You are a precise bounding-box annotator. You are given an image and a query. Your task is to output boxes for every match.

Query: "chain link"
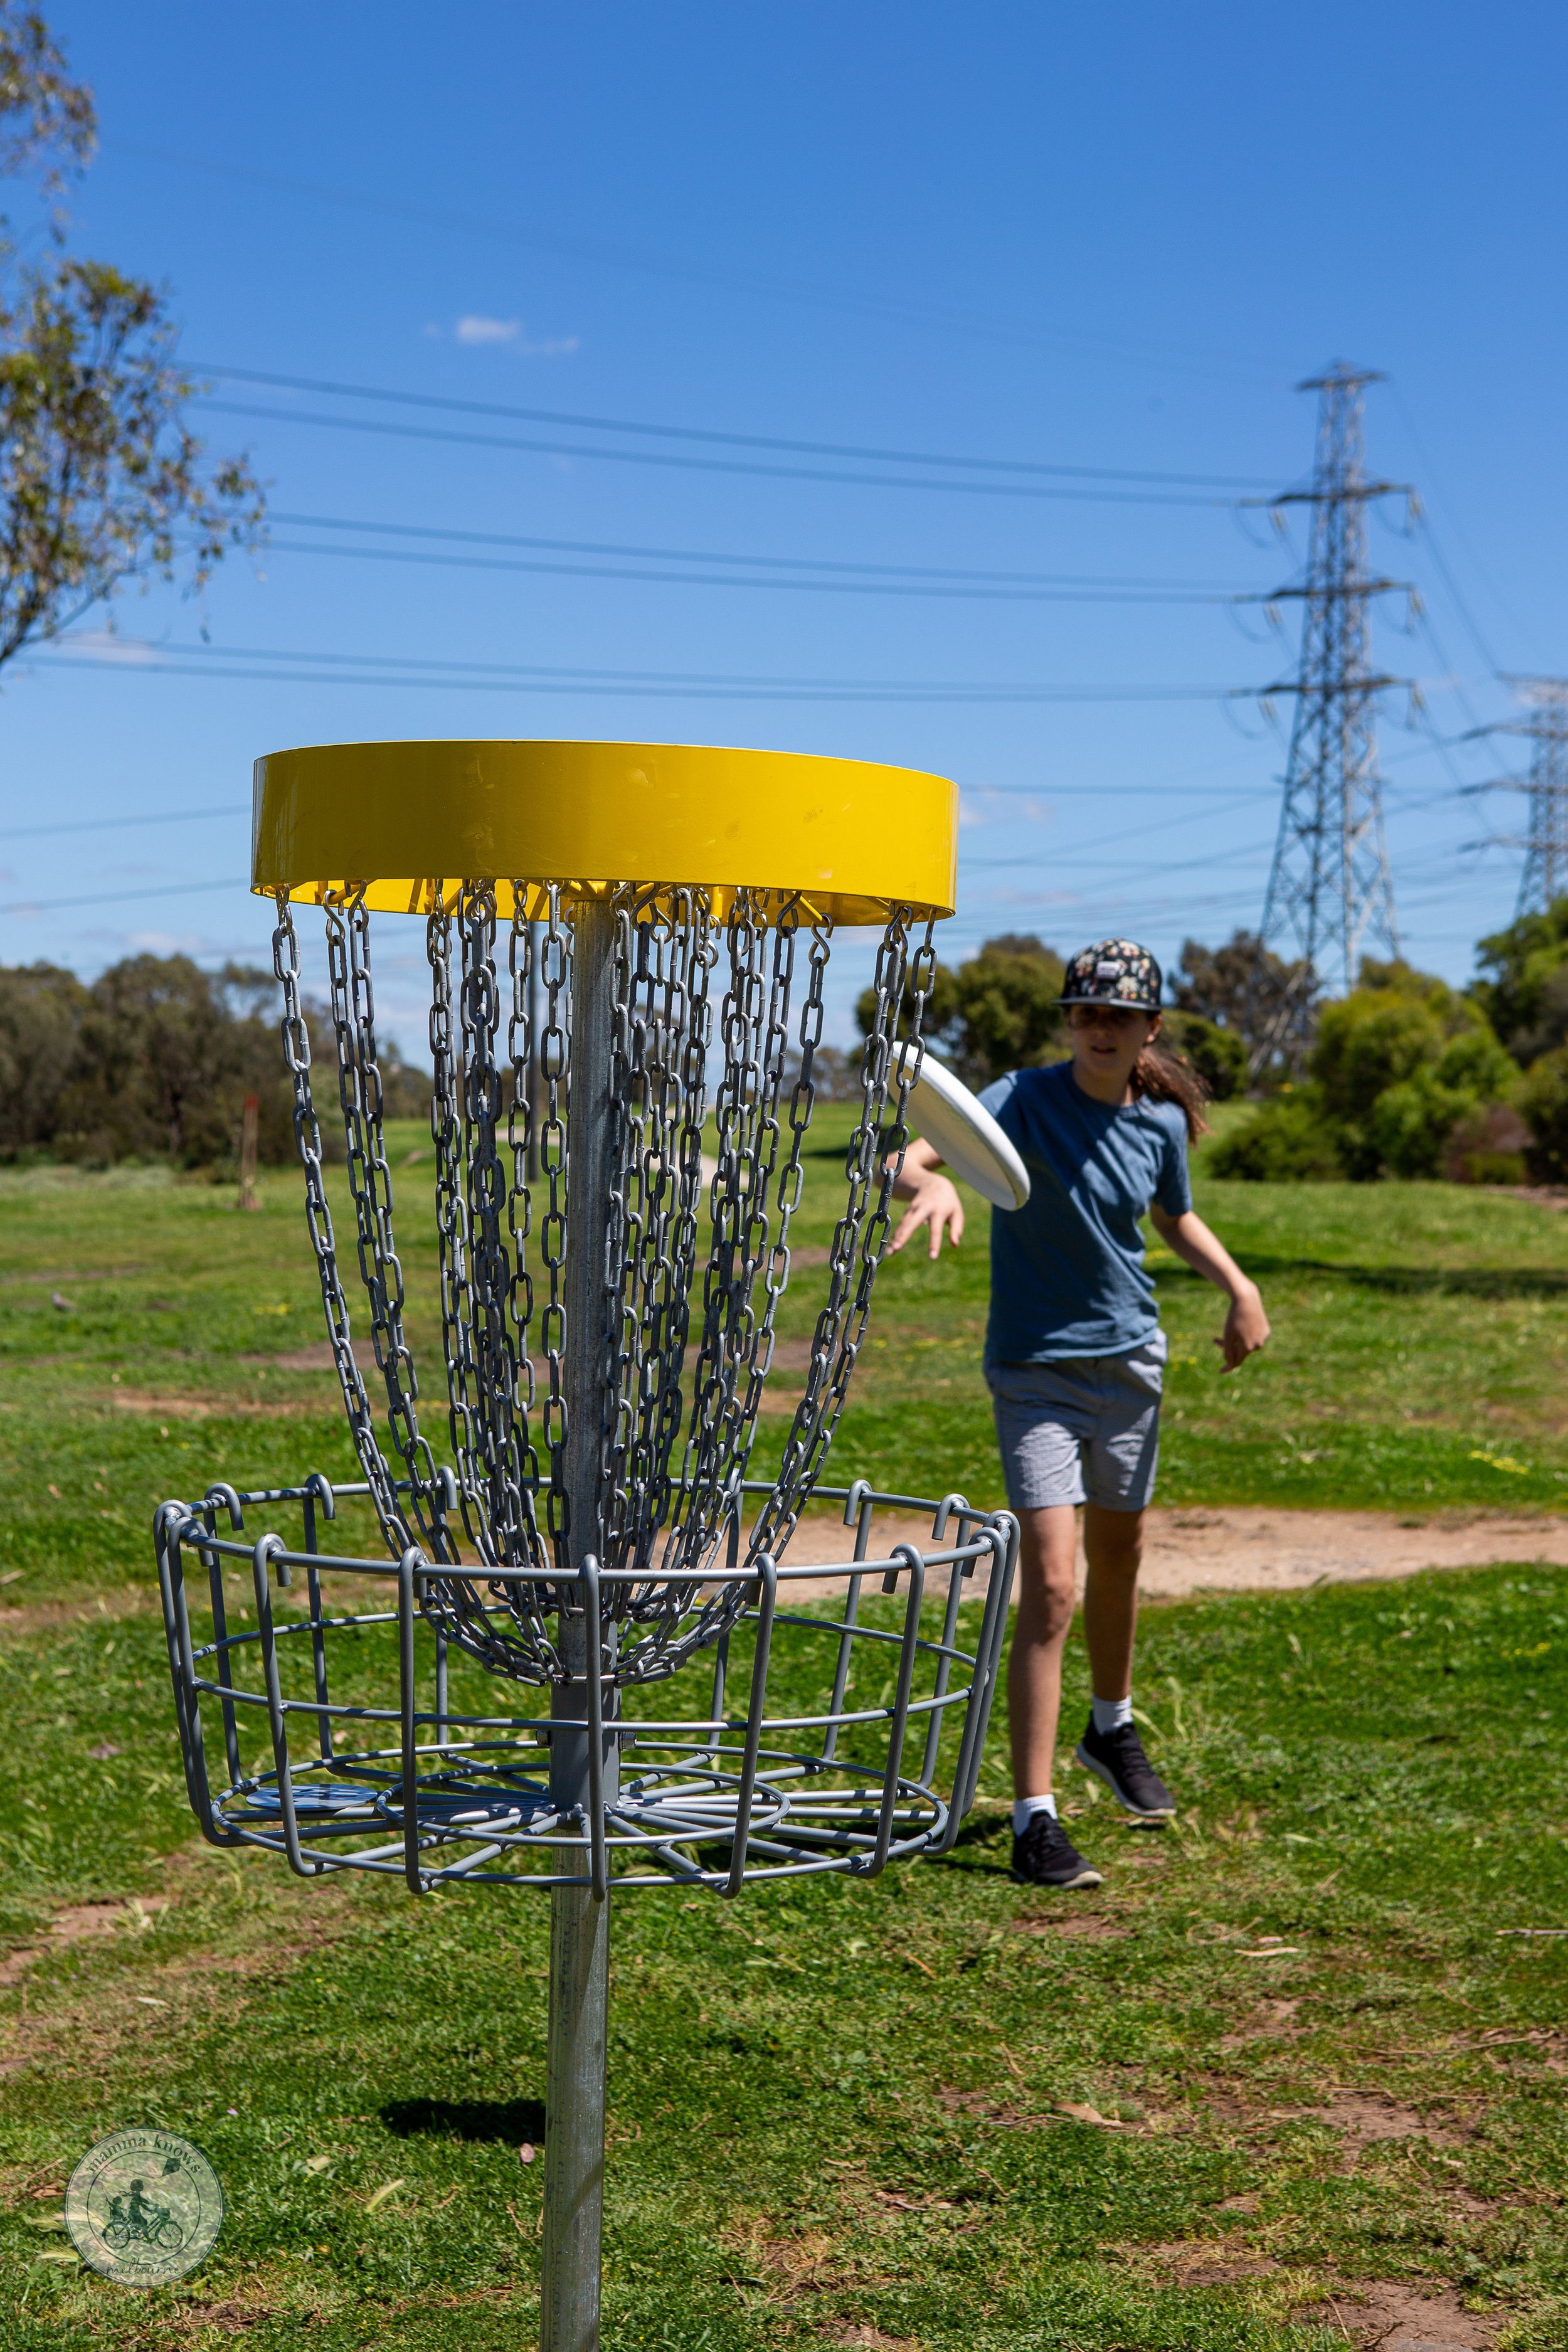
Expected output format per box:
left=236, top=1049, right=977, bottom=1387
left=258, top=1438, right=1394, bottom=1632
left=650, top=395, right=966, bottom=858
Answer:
left=277, top=882, right=936, bottom=1688
left=272, top=894, right=420, bottom=1555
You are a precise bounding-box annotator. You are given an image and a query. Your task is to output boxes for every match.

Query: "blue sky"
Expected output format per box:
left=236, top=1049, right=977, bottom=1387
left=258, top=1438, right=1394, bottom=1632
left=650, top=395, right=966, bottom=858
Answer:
left=2, top=3, right=1564, bottom=1054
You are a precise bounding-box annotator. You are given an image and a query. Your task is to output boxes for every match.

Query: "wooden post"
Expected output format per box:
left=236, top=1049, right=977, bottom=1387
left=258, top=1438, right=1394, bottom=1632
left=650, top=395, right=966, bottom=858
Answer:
left=238, top=1093, right=260, bottom=1212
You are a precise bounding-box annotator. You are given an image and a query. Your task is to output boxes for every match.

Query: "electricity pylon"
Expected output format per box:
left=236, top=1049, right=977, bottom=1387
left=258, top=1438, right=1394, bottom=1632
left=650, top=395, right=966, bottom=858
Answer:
left=1248, top=363, right=1408, bottom=1071
left=1491, top=682, right=1568, bottom=919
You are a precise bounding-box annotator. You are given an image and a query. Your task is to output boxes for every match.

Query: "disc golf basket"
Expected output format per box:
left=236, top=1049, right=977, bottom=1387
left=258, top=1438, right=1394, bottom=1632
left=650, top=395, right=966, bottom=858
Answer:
left=152, top=741, right=1019, bottom=2348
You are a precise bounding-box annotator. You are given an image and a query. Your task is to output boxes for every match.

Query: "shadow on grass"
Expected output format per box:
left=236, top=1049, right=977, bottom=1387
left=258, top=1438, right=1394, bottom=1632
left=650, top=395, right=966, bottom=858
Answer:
left=926, top=1811, right=1014, bottom=1876
left=1170, top=1256, right=1568, bottom=1298
left=381, top=2094, right=547, bottom=2144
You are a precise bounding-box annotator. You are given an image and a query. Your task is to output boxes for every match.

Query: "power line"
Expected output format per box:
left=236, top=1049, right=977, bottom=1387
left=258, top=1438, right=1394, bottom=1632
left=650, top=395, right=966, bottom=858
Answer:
left=258, top=527, right=1248, bottom=603
left=266, top=510, right=1257, bottom=602
left=0, top=876, right=244, bottom=918
left=199, top=364, right=1280, bottom=491
left=0, top=803, right=245, bottom=841
left=38, top=638, right=1253, bottom=704
left=198, top=396, right=1249, bottom=507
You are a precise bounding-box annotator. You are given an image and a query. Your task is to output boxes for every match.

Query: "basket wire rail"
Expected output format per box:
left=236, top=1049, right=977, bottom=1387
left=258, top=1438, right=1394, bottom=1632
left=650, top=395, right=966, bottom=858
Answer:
left=156, top=1475, right=1015, bottom=1902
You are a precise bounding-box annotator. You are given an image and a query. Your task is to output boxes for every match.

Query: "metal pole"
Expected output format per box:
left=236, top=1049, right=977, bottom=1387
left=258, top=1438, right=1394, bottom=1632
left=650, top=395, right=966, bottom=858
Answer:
left=542, top=896, right=619, bottom=2352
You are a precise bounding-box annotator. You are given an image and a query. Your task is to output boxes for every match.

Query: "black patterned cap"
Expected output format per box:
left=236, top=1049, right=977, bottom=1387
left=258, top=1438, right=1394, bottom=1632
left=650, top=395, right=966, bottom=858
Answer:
left=1059, top=937, right=1163, bottom=1010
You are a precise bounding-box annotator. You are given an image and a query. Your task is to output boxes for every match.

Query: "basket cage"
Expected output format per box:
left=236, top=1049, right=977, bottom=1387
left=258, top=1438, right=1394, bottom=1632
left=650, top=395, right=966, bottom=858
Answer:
left=154, top=1474, right=1017, bottom=1899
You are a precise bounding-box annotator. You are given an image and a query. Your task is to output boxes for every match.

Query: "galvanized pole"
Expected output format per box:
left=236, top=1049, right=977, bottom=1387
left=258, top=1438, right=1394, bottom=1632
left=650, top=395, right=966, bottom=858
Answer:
left=541, top=896, right=619, bottom=2352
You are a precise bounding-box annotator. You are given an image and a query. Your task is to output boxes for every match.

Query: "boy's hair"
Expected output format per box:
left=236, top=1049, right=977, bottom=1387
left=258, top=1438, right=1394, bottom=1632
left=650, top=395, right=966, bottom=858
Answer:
left=1131, top=1039, right=1210, bottom=1143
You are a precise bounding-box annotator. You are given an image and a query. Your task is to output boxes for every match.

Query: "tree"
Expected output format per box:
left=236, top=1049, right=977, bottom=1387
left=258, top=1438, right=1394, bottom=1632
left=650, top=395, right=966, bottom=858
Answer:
left=855, top=935, right=1065, bottom=1090
left=0, top=956, right=86, bottom=1147
left=3, top=950, right=429, bottom=1168
left=0, top=4, right=261, bottom=670
left=1472, top=897, right=1568, bottom=1066
left=1170, top=930, right=1313, bottom=1073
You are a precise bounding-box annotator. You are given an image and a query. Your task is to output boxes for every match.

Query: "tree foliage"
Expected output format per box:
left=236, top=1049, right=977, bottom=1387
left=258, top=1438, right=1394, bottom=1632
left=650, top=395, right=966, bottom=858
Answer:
left=1169, top=929, right=1311, bottom=1066
left=0, top=953, right=428, bottom=1168
left=1472, top=896, right=1568, bottom=1066
left=0, top=3, right=260, bottom=668
left=0, top=3, right=92, bottom=193
left=1213, top=957, right=1517, bottom=1183
left=856, top=934, right=1065, bottom=1089
left=1160, top=1009, right=1246, bottom=1101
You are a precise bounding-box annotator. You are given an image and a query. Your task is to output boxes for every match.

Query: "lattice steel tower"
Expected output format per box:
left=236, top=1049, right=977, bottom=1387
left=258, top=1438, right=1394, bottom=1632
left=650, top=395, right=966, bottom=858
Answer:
left=1507, top=682, right=1568, bottom=918
left=1251, top=363, right=1405, bottom=1066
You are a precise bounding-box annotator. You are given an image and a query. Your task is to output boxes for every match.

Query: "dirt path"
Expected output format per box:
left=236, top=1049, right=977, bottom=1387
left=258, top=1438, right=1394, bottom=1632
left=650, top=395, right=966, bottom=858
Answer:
left=780, top=1505, right=1568, bottom=1599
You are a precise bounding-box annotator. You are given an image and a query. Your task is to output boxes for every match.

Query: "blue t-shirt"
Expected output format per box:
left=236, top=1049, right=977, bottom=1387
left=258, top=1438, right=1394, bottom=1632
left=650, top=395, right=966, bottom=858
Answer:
left=977, top=1061, right=1193, bottom=1363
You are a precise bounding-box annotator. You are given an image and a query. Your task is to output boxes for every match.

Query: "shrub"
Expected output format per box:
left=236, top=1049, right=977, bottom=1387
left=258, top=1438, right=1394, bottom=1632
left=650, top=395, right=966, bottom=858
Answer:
left=1160, top=1010, right=1246, bottom=1101
left=1208, top=1091, right=1345, bottom=1180
left=1519, top=1049, right=1568, bottom=1184
left=1310, top=962, right=1516, bottom=1180
left=1444, top=1102, right=1531, bottom=1186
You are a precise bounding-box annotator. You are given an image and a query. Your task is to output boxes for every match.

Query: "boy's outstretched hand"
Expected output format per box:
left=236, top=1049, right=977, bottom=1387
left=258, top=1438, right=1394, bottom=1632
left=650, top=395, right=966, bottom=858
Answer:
left=1216, top=1285, right=1271, bottom=1372
left=888, top=1139, right=965, bottom=1259
left=1148, top=1203, right=1271, bottom=1375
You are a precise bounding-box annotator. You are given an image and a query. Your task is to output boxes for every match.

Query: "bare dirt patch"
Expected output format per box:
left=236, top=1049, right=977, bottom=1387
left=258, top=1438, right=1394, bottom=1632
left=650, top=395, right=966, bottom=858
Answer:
left=0, top=1894, right=169, bottom=1986
left=820, top=2328, right=920, bottom=2351
left=109, top=1389, right=311, bottom=1421
left=779, top=1505, right=1568, bottom=1596
left=1293, top=2280, right=1499, bottom=2347
left=1145, top=2238, right=1276, bottom=2287
left=1316, top=2089, right=1463, bottom=2154
left=1220, top=1998, right=1301, bottom=2050
left=239, top=1342, right=375, bottom=1374
left=1009, top=1909, right=1131, bottom=1941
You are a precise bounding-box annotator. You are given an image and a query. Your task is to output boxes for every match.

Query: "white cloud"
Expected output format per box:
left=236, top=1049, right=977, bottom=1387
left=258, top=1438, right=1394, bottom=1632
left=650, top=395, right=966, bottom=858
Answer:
left=452, top=314, right=580, bottom=357
left=53, top=628, right=162, bottom=665
left=456, top=314, right=521, bottom=345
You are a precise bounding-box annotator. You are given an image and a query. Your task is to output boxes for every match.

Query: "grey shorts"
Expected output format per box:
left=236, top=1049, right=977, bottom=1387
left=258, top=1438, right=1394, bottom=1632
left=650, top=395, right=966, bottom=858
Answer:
left=987, top=1333, right=1167, bottom=1513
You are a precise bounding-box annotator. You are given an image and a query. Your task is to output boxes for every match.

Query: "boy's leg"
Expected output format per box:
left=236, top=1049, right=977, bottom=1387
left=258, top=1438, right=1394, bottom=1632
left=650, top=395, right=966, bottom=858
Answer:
left=1007, top=1504, right=1080, bottom=1799
left=1074, top=1500, right=1175, bottom=1817
left=1079, top=1502, right=1145, bottom=1700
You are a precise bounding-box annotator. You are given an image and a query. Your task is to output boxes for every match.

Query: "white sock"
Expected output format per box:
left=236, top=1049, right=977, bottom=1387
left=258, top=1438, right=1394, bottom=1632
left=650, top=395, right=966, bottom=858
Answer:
left=1092, top=1693, right=1134, bottom=1735
left=1012, top=1793, right=1057, bottom=1834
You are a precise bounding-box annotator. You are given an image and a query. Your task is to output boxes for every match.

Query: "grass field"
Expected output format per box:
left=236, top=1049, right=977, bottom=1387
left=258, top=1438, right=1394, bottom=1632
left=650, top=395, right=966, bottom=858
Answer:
left=4, top=1123, right=1568, bottom=2346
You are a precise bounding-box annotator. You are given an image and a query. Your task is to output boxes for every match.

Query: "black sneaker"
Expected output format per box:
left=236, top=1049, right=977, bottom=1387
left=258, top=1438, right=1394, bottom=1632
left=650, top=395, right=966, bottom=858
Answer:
left=1075, top=1719, right=1175, bottom=1818
left=1010, top=1812, right=1103, bottom=1890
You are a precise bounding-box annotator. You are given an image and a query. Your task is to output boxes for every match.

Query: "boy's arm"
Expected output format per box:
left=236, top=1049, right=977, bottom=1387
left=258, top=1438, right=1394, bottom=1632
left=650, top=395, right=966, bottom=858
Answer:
left=1148, top=1204, right=1270, bottom=1373
left=887, top=1136, right=965, bottom=1260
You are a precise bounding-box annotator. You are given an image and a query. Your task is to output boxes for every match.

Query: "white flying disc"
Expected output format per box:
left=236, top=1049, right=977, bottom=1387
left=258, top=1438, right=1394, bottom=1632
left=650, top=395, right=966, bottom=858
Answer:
left=897, top=1048, right=1030, bottom=1210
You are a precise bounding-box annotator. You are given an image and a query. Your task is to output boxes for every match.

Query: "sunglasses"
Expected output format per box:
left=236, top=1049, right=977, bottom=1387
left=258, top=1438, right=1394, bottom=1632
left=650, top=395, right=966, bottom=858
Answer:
left=1066, top=1003, right=1151, bottom=1033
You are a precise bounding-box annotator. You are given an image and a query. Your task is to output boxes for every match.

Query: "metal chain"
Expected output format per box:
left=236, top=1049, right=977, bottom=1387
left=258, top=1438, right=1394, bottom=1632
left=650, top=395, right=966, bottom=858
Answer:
left=324, top=898, right=456, bottom=1560
left=746, top=908, right=937, bottom=1567
left=277, top=879, right=936, bottom=1689
left=504, top=906, right=543, bottom=1539
left=601, top=887, right=715, bottom=1577
left=271, top=893, right=416, bottom=1556
left=426, top=898, right=487, bottom=1552
left=538, top=886, right=571, bottom=1559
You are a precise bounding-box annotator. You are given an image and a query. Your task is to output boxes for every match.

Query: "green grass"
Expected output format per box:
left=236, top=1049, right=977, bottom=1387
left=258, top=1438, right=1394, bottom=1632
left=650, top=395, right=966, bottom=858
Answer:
left=5, top=1566, right=1568, bottom=2346
left=7, top=1112, right=1568, bottom=1607
left=6, top=1118, right=1568, bottom=2344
